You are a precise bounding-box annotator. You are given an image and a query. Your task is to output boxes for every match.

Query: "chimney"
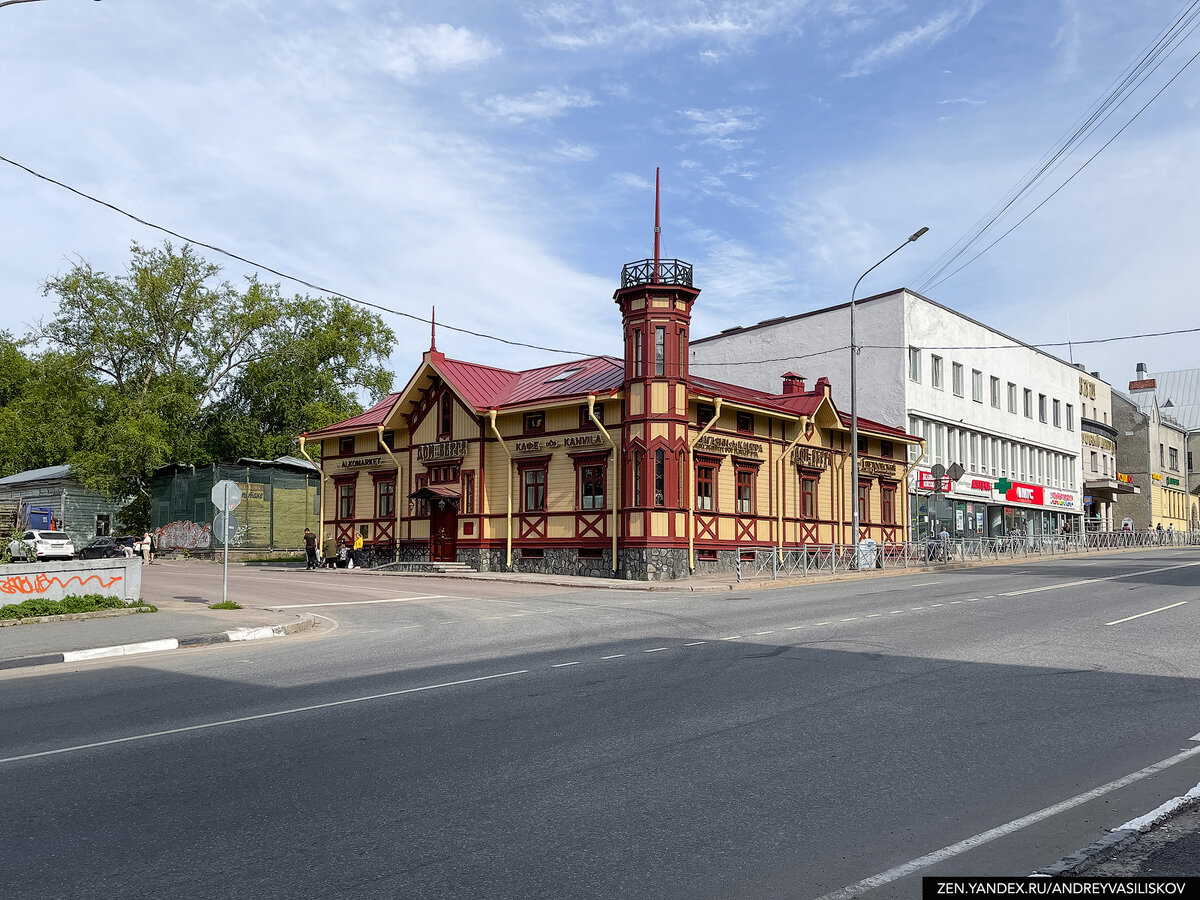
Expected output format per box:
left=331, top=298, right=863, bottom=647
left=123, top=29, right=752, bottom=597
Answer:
left=1089, top=371, right=1100, bottom=379
left=781, top=372, right=806, bottom=395
left=1073, top=363, right=1084, bottom=370
left=1136, top=362, right=1148, bottom=377
left=815, top=376, right=831, bottom=398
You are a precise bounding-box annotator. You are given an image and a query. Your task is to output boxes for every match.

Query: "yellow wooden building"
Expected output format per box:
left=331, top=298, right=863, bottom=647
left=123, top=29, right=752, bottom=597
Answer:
left=299, top=258, right=920, bottom=580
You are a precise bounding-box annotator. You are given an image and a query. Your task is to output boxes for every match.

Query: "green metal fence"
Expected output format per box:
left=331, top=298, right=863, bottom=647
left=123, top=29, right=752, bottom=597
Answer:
left=150, top=462, right=320, bottom=551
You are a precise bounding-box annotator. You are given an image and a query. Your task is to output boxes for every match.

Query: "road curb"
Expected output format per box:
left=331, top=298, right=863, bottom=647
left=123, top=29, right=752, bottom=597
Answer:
left=1037, top=789, right=1200, bottom=875
left=0, top=614, right=317, bottom=671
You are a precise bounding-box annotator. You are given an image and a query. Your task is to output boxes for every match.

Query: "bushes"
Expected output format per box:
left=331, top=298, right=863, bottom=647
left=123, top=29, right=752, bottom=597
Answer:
left=0, top=594, right=156, bottom=620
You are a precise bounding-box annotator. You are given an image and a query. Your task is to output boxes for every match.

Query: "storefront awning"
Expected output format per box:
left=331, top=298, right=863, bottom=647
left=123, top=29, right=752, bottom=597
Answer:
left=409, top=486, right=461, bottom=501
left=1084, top=479, right=1140, bottom=496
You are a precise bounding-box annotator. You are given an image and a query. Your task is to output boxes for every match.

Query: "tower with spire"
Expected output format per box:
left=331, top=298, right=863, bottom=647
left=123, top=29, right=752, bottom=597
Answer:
left=613, top=168, right=699, bottom=573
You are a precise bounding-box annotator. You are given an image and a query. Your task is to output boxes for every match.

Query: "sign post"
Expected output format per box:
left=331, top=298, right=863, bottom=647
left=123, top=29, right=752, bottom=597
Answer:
left=211, top=480, right=243, bottom=606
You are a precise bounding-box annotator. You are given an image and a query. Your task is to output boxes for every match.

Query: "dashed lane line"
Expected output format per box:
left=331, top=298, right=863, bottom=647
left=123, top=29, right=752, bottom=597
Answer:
left=683, top=641, right=707, bottom=646
left=600, top=654, right=625, bottom=660
left=1105, top=600, right=1188, bottom=627
left=644, top=647, right=668, bottom=653
left=267, top=595, right=446, bottom=609
left=550, top=662, right=580, bottom=668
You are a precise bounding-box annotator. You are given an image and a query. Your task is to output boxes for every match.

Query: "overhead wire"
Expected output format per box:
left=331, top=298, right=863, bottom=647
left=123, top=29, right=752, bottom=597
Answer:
left=914, top=0, right=1200, bottom=292
left=0, top=154, right=596, bottom=359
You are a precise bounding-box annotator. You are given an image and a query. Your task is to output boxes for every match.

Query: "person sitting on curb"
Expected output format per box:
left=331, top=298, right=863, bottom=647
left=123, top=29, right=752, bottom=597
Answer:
left=336, top=542, right=350, bottom=568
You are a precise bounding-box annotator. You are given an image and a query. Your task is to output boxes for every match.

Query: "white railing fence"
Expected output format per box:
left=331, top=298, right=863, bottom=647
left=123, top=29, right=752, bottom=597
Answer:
left=736, top=530, right=1200, bottom=580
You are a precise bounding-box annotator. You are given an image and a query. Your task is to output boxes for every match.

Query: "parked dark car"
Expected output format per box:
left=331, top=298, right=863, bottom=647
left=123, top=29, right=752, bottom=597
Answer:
left=77, top=536, right=129, bottom=559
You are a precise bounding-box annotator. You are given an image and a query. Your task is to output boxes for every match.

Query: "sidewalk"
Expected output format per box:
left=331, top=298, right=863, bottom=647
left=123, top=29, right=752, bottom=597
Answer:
left=0, top=591, right=315, bottom=671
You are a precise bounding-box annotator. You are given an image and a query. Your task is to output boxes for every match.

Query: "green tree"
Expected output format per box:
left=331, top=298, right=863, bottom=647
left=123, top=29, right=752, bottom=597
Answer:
left=26, top=241, right=395, bottom=504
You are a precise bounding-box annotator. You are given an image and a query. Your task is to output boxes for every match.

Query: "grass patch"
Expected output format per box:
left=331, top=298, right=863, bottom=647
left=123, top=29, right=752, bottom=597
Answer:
left=208, top=600, right=242, bottom=610
left=0, top=594, right=156, bottom=620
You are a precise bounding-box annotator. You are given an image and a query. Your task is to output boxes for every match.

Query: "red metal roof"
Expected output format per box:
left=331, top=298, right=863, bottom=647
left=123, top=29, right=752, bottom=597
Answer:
left=438, top=355, right=623, bottom=409
left=304, top=393, right=401, bottom=438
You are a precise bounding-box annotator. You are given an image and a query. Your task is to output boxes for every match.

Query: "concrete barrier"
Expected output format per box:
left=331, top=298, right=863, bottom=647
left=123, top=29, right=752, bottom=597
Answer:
left=0, top=557, right=142, bottom=603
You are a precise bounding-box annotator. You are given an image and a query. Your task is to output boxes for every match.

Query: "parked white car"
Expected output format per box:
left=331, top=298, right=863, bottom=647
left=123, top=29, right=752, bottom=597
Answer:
left=8, top=530, right=75, bottom=561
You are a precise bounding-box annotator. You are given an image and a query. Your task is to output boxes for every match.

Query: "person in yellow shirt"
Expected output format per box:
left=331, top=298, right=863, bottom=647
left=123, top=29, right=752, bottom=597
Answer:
left=352, top=531, right=364, bottom=569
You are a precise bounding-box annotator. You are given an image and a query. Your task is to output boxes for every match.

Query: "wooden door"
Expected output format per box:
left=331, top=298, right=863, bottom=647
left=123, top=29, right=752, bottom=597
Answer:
left=430, top=499, right=458, bottom=562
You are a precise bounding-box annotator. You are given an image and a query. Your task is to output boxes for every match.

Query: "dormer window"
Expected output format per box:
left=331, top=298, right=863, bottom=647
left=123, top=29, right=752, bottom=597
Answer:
left=736, top=412, right=753, bottom=435
left=439, top=392, right=453, bottom=437
left=338, top=436, right=354, bottom=455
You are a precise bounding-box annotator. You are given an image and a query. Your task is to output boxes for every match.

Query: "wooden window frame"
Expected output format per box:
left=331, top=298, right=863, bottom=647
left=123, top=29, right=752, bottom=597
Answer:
left=736, top=412, right=754, bottom=435
left=857, top=480, right=872, bottom=524
left=880, top=440, right=893, bottom=459
left=579, top=402, right=603, bottom=430
left=881, top=483, right=896, bottom=525
left=461, top=470, right=475, bottom=515
left=338, top=436, right=355, bottom=455
left=801, top=476, right=817, bottom=520
left=373, top=474, right=396, bottom=519
left=336, top=478, right=356, bottom=520
left=439, top=392, right=453, bottom=439
left=517, top=457, right=550, bottom=513
left=523, top=411, right=546, bottom=435
left=697, top=404, right=716, bottom=427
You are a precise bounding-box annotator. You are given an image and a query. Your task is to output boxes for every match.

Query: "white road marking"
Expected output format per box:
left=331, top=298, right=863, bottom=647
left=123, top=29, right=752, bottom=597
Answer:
left=982, top=596, right=994, bottom=599
left=643, top=647, right=667, bottom=653
left=841, top=617, right=858, bottom=622
left=720, top=636, right=742, bottom=641
left=911, top=607, right=925, bottom=611
left=600, top=654, right=625, bottom=660
left=683, top=641, right=707, bottom=646
left=912, top=581, right=942, bottom=586
left=949, top=601, right=963, bottom=605
left=479, top=615, right=505, bottom=620
left=813, top=622, right=830, bottom=626
left=786, top=625, right=806, bottom=630
left=267, top=595, right=446, bottom=609
left=754, top=630, right=775, bottom=635
left=1002, top=561, right=1200, bottom=597
left=0, top=670, right=531, bottom=765
left=812, top=743, right=1200, bottom=900
left=866, top=614, right=882, bottom=618
left=930, top=604, right=944, bottom=608
left=1105, top=601, right=1188, bottom=627
left=550, top=662, right=579, bottom=668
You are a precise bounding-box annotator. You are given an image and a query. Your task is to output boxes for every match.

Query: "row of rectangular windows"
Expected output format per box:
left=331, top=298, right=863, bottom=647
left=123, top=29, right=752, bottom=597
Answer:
left=908, top=348, right=1075, bottom=431
left=910, top=416, right=1077, bottom=490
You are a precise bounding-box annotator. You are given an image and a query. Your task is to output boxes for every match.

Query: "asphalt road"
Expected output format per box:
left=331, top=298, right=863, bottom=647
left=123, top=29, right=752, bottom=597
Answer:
left=2, top=550, right=1198, bottom=898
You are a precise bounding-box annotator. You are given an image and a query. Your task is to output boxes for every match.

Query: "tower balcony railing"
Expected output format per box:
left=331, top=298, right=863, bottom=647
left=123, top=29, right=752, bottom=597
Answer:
left=621, top=258, right=693, bottom=288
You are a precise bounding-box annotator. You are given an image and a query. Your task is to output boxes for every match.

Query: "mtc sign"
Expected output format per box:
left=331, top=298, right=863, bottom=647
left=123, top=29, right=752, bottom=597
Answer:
left=1004, top=482, right=1043, bottom=506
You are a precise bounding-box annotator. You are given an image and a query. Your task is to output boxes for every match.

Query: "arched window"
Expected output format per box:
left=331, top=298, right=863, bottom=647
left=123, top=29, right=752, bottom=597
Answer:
left=654, top=448, right=666, bottom=506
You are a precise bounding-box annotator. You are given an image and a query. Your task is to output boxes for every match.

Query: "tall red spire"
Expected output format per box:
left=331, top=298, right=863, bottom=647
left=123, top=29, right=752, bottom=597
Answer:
left=430, top=305, right=437, bottom=352
left=652, top=166, right=661, bottom=284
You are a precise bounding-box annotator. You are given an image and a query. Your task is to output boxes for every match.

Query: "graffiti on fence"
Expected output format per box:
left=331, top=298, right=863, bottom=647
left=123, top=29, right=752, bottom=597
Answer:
left=0, top=573, right=123, bottom=596
left=156, top=520, right=212, bottom=550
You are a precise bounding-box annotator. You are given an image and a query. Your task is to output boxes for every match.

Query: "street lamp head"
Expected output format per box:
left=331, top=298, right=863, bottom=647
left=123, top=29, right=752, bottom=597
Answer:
left=908, top=226, right=930, bottom=242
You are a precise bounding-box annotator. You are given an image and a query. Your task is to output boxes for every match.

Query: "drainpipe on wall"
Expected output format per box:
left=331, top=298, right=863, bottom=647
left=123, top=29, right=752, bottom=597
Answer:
left=777, top=417, right=809, bottom=554
left=688, top=398, right=723, bottom=571
left=902, top=441, right=926, bottom=541
left=297, top=434, right=326, bottom=548
left=376, top=425, right=403, bottom=563
left=487, top=409, right=513, bottom=570
left=587, top=393, right=619, bottom=572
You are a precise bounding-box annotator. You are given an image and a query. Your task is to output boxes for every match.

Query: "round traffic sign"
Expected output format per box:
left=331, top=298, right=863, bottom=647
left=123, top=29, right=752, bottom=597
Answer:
left=213, top=511, right=239, bottom=545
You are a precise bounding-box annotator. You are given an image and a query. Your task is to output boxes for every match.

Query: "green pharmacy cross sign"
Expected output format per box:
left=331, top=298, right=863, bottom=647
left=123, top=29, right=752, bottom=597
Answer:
left=994, top=478, right=1013, bottom=493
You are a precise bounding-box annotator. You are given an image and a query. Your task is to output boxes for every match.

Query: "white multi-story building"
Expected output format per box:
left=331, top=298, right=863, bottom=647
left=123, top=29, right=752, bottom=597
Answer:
left=690, top=289, right=1086, bottom=539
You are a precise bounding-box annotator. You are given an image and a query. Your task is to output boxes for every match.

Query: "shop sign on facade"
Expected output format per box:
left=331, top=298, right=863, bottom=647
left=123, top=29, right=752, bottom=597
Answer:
left=513, top=433, right=605, bottom=454
left=1082, top=432, right=1116, bottom=453
left=338, top=455, right=385, bottom=470
left=696, top=435, right=763, bottom=457
left=859, top=458, right=898, bottom=478
left=970, top=478, right=992, bottom=491
left=1117, top=472, right=1133, bottom=484
left=1166, top=476, right=1181, bottom=486
left=1048, top=491, right=1075, bottom=508
left=916, top=470, right=953, bottom=491
left=416, top=440, right=467, bottom=462
left=1004, top=482, right=1043, bottom=505
left=791, top=446, right=831, bottom=469
left=1152, top=473, right=1162, bottom=481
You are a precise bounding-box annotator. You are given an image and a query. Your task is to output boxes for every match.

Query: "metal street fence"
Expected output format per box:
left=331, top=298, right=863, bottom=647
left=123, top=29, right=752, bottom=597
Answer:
left=738, top=530, right=1200, bottom=580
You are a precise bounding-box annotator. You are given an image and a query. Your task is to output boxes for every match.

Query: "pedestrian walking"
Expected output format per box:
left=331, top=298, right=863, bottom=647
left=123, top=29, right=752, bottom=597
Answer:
left=353, top=530, right=364, bottom=569
left=321, top=532, right=336, bottom=569
left=303, top=528, right=318, bottom=569
left=141, top=531, right=153, bottom=566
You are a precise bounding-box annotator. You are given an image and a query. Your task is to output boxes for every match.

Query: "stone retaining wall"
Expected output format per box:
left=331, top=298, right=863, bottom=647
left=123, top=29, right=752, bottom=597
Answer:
left=0, top=557, right=142, bottom=603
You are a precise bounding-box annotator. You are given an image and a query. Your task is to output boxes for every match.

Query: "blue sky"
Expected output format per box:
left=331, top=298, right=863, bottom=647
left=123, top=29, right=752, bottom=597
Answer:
left=2, top=0, right=1198, bottom=396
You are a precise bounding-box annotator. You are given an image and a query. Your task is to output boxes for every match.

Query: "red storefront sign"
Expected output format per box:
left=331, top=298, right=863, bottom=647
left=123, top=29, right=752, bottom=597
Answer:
left=917, top=471, right=953, bottom=491
left=970, top=479, right=992, bottom=491
left=1004, top=482, right=1043, bottom=505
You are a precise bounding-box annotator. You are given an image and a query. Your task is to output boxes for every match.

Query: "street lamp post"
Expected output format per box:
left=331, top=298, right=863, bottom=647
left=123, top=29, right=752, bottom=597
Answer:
left=850, top=226, right=928, bottom=567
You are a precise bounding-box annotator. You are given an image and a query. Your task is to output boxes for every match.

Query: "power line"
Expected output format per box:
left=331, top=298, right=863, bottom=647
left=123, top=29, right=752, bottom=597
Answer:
left=915, top=0, right=1200, bottom=292
left=0, top=153, right=595, bottom=359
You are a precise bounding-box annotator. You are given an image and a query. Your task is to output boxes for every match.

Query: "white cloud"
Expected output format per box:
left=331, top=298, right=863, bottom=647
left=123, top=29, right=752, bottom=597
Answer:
left=846, top=0, right=985, bottom=77
left=475, top=86, right=597, bottom=123
left=377, top=23, right=500, bottom=81
left=939, top=97, right=986, bottom=105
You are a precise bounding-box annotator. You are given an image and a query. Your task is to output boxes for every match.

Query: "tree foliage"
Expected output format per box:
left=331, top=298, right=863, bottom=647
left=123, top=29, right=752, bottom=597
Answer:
left=0, top=241, right=396, bottom=526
